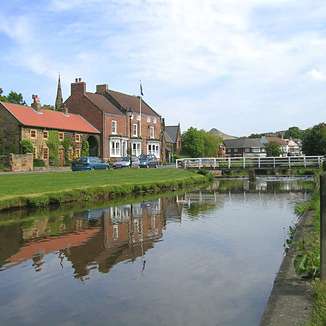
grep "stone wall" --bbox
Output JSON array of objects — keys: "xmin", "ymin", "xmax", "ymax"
[{"xmin": 9, "ymin": 153, "xmax": 33, "ymax": 172}]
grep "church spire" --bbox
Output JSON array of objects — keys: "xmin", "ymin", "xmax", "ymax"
[{"xmin": 55, "ymin": 74, "xmax": 63, "ymax": 111}]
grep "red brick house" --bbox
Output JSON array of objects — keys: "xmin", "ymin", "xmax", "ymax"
[
  {"xmin": 65, "ymin": 79, "xmax": 164, "ymax": 161},
  {"xmin": 0, "ymin": 95, "xmax": 100, "ymax": 166}
]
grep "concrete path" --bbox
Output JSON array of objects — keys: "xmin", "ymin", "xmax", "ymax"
[{"xmin": 260, "ymin": 211, "xmax": 314, "ymax": 326}]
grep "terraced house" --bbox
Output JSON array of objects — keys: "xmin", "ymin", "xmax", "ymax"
[
  {"xmin": 0, "ymin": 95, "xmax": 100, "ymax": 166},
  {"xmin": 65, "ymin": 78, "xmax": 164, "ymax": 162}
]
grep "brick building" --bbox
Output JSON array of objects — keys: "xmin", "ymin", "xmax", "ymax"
[
  {"xmin": 0, "ymin": 95, "xmax": 100, "ymax": 166},
  {"xmin": 65, "ymin": 79, "xmax": 164, "ymax": 162}
]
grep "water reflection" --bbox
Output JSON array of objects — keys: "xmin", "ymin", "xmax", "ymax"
[{"xmin": 0, "ymin": 178, "xmax": 314, "ymax": 326}]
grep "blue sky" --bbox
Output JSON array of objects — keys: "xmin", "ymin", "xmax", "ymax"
[{"xmin": 1, "ymin": 0, "xmax": 326, "ymax": 136}]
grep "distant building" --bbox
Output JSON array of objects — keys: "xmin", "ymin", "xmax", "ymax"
[
  {"xmin": 224, "ymin": 138, "xmax": 266, "ymax": 157},
  {"xmin": 164, "ymin": 124, "xmax": 182, "ymax": 162},
  {"xmin": 0, "ymin": 95, "xmax": 100, "ymax": 165},
  {"xmin": 261, "ymin": 136, "xmax": 301, "ymax": 156}
]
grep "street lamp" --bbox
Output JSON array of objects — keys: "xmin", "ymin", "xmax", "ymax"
[{"xmin": 127, "ymin": 107, "xmax": 133, "ymax": 167}]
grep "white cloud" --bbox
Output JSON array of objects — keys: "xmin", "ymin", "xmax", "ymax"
[{"xmin": 308, "ymin": 68, "xmax": 326, "ymax": 81}]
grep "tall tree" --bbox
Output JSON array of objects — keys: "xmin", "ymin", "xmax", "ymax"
[
  {"xmin": 284, "ymin": 126, "xmax": 304, "ymax": 140},
  {"xmin": 265, "ymin": 142, "xmax": 282, "ymax": 157},
  {"xmin": 302, "ymin": 123, "xmax": 326, "ymax": 155}
]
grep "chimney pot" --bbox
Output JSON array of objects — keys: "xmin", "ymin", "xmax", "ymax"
[{"xmin": 71, "ymin": 78, "xmax": 86, "ymax": 96}]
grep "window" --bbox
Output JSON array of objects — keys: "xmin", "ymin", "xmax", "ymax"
[
  {"xmin": 110, "ymin": 139, "xmax": 121, "ymax": 157},
  {"xmin": 33, "ymin": 146, "xmax": 37, "ymax": 159},
  {"xmin": 227, "ymin": 149, "xmax": 231, "ymax": 153},
  {"xmin": 132, "ymin": 142, "xmax": 141, "ymax": 156},
  {"xmin": 30, "ymin": 129, "xmax": 37, "ymax": 139},
  {"xmin": 153, "ymin": 117, "xmax": 157, "ymax": 124},
  {"xmin": 112, "ymin": 120, "xmax": 117, "ymax": 134},
  {"xmin": 43, "ymin": 131, "xmax": 48, "ymax": 140},
  {"xmin": 113, "ymin": 225, "xmax": 119, "ymax": 240},
  {"xmin": 74, "ymin": 148, "xmax": 81, "ymax": 159},
  {"xmin": 59, "ymin": 132, "xmax": 64, "ymax": 141},
  {"xmin": 75, "ymin": 134, "xmax": 81, "ymax": 142},
  {"xmin": 149, "ymin": 126, "xmax": 155, "ymax": 139},
  {"xmin": 252, "ymin": 148, "xmax": 260, "ymax": 153},
  {"xmin": 147, "ymin": 116, "xmax": 150, "ymax": 123},
  {"xmin": 132, "ymin": 124, "xmax": 138, "ymax": 137},
  {"xmin": 43, "ymin": 147, "xmax": 49, "ymax": 160},
  {"xmin": 234, "ymin": 148, "xmax": 238, "ymax": 153},
  {"xmin": 245, "ymin": 148, "xmax": 250, "ymax": 153},
  {"xmin": 147, "ymin": 142, "xmax": 160, "ymax": 158}
]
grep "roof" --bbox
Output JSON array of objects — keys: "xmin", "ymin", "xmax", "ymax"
[
  {"xmin": 165, "ymin": 125, "xmax": 179, "ymax": 143},
  {"xmin": 266, "ymin": 136, "xmax": 287, "ymax": 146},
  {"xmin": 224, "ymin": 138, "xmax": 263, "ymax": 148},
  {"xmin": 85, "ymin": 92, "xmax": 122, "ymax": 115},
  {"xmin": 0, "ymin": 102, "xmax": 100, "ymax": 134},
  {"xmin": 108, "ymin": 89, "xmax": 160, "ymax": 117},
  {"xmin": 164, "ymin": 131, "xmax": 173, "ymax": 143}
]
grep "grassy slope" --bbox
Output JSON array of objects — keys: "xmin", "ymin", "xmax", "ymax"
[{"xmin": 0, "ymin": 169, "xmax": 206, "ymax": 210}]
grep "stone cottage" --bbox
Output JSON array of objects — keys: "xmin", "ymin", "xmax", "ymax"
[{"xmin": 0, "ymin": 95, "xmax": 100, "ymax": 166}]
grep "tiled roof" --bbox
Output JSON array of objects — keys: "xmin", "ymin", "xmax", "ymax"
[
  {"xmin": 108, "ymin": 90, "xmax": 160, "ymax": 117},
  {"xmin": 266, "ymin": 136, "xmax": 287, "ymax": 145},
  {"xmin": 224, "ymin": 138, "xmax": 263, "ymax": 148},
  {"xmin": 0, "ymin": 102, "xmax": 100, "ymax": 134},
  {"xmin": 85, "ymin": 92, "xmax": 122, "ymax": 115},
  {"xmin": 165, "ymin": 126, "xmax": 179, "ymax": 143}
]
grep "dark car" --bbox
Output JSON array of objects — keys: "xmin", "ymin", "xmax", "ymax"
[
  {"xmin": 139, "ymin": 154, "xmax": 159, "ymax": 168},
  {"xmin": 112, "ymin": 156, "xmax": 140, "ymax": 168},
  {"xmin": 71, "ymin": 156, "xmax": 110, "ymax": 171}
]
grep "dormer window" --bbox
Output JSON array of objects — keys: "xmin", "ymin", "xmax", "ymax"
[{"xmin": 112, "ymin": 120, "xmax": 117, "ymax": 134}]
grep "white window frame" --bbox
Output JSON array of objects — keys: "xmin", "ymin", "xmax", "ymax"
[
  {"xmin": 110, "ymin": 139, "xmax": 121, "ymax": 157},
  {"xmin": 132, "ymin": 123, "xmax": 138, "ymax": 137},
  {"xmin": 112, "ymin": 120, "xmax": 117, "ymax": 134},
  {"xmin": 132, "ymin": 141, "xmax": 142, "ymax": 157},
  {"xmin": 113, "ymin": 225, "xmax": 119, "ymax": 240},
  {"xmin": 147, "ymin": 142, "xmax": 160, "ymax": 158},
  {"xmin": 30, "ymin": 129, "xmax": 37, "ymax": 139},
  {"xmin": 74, "ymin": 134, "xmax": 81, "ymax": 143},
  {"xmin": 59, "ymin": 132, "xmax": 65, "ymax": 141},
  {"xmin": 149, "ymin": 126, "xmax": 155, "ymax": 139}
]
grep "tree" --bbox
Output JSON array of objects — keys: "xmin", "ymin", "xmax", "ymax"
[
  {"xmin": 0, "ymin": 88, "xmax": 25, "ymax": 104},
  {"xmin": 20, "ymin": 139, "xmax": 34, "ymax": 154},
  {"xmin": 81, "ymin": 140, "xmax": 89, "ymax": 157},
  {"xmin": 302, "ymin": 123, "xmax": 326, "ymax": 155},
  {"xmin": 248, "ymin": 133, "xmax": 263, "ymax": 138},
  {"xmin": 265, "ymin": 142, "xmax": 282, "ymax": 157},
  {"xmin": 284, "ymin": 126, "xmax": 304, "ymax": 140},
  {"xmin": 182, "ymin": 127, "xmax": 222, "ymax": 157},
  {"xmin": 47, "ymin": 131, "xmax": 60, "ymax": 166}
]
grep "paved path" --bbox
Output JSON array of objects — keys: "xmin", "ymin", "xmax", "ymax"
[
  {"xmin": 0, "ymin": 167, "xmax": 71, "ymax": 175},
  {"xmin": 260, "ymin": 211, "xmax": 314, "ymax": 326}
]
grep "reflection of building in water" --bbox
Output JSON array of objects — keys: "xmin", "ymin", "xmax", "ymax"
[{"xmin": 1, "ymin": 199, "xmax": 169, "ymax": 279}]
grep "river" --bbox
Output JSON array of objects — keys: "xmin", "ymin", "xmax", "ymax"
[{"xmin": 0, "ymin": 178, "xmax": 314, "ymax": 326}]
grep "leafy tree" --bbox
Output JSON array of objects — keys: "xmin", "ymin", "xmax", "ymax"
[
  {"xmin": 182, "ymin": 127, "xmax": 221, "ymax": 157},
  {"xmin": 248, "ymin": 133, "xmax": 263, "ymax": 138},
  {"xmin": 265, "ymin": 142, "xmax": 282, "ymax": 157},
  {"xmin": 81, "ymin": 140, "xmax": 89, "ymax": 157},
  {"xmin": 20, "ymin": 139, "xmax": 34, "ymax": 154},
  {"xmin": 284, "ymin": 126, "xmax": 304, "ymax": 140},
  {"xmin": 6, "ymin": 91, "xmax": 24, "ymax": 105},
  {"xmin": 302, "ymin": 123, "xmax": 326, "ymax": 155},
  {"xmin": 47, "ymin": 131, "xmax": 60, "ymax": 166},
  {"xmin": 62, "ymin": 137, "xmax": 72, "ymax": 162}
]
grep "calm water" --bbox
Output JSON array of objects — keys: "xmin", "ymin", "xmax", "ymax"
[{"xmin": 0, "ymin": 178, "xmax": 314, "ymax": 326}]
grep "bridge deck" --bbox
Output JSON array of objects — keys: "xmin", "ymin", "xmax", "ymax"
[{"xmin": 176, "ymin": 156, "xmax": 324, "ymax": 170}]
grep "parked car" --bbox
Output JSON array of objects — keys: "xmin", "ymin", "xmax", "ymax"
[
  {"xmin": 139, "ymin": 154, "xmax": 159, "ymax": 168},
  {"xmin": 71, "ymin": 156, "xmax": 110, "ymax": 171},
  {"xmin": 112, "ymin": 156, "xmax": 140, "ymax": 168}
]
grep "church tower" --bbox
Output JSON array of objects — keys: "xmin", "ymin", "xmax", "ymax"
[{"xmin": 55, "ymin": 74, "xmax": 63, "ymax": 111}]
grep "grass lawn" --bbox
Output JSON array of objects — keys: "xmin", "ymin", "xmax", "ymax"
[{"xmin": 0, "ymin": 168, "xmax": 206, "ymax": 210}]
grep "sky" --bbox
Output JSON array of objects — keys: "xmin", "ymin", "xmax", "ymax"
[{"xmin": 1, "ymin": 0, "xmax": 326, "ymax": 136}]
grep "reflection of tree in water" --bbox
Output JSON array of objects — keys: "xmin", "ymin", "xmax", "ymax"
[{"xmin": 185, "ymin": 203, "xmax": 217, "ymax": 218}]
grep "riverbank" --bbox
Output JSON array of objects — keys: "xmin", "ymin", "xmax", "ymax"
[{"xmin": 0, "ymin": 169, "xmax": 208, "ymax": 211}]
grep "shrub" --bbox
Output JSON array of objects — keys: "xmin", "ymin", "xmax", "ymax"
[
  {"xmin": 33, "ymin": 159, "xmax": 46, "ymax": 168},
  {"xmin": 20, "ymin": 139, "xmax": 33, "ymax": 154},
  {"xmin": 47, "ymin": 131, "xmax": 60, "ymax": 166},
  {"xmin": 81, "ymin": 140, "xmax": 89, "ymax": 157}
]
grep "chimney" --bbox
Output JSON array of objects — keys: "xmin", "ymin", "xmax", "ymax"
[
  {"xmin": 71, "ymin": 77, "xmax": 86, "ymax": 96},
  {"xmin": 96, "ymin": 84, "xmax": 108, "ymax": 94},
  {"xmin": 63, "ymin": 103, "xmax": 69, "ymax": 115},
  {"xmin": 31, "ymin": 95, "xmax": 42, "ymax": 112}
]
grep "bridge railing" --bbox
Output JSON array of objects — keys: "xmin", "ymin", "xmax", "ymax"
[{"xmin": 176, "ymin": 156, "xmax": 324, "ymax": 169}]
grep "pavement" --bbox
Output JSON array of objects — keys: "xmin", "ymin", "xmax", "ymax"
[{"xmin": 260, "ymin": 211, "xmax": 314, "ymax": 326}]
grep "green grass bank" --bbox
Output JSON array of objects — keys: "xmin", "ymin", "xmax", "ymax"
[
  {"xmin": 0, "ymin": 169, "xmax": 208, "ymax": 211},
  {"xmin": 293, "ymin": 180, "xmax": 326, "ymax": 326}
]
